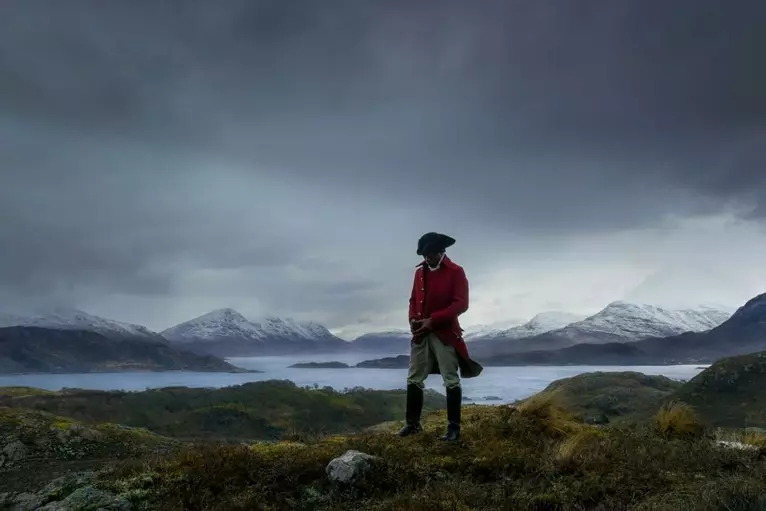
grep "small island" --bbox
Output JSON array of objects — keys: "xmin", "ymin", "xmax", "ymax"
[
  {"xmin": 288, "ymin": 361, "xmax": 350, "ymax": 369},
  {"xmin": 355, "ymin": 355, "xmax": 409, "ymax": 369}
]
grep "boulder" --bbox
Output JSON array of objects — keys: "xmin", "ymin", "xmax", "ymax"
[
  {"xmin": 2, "ymin": 440, "xmax": 28, "ymax": 464},
  {"xmin": 6, "ymin": 492, "xmax": 44, "ymax": 511},
  {"xmin": 38, "ymin": 486, "xmax": 131, "ymax": 511},
  {"xmin": 326, "ymin": 450, "xmax": 377, "ymax": 485}
]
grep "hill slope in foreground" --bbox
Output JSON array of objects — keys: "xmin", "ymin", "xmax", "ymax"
[
  {"xmin": 3, "ymin": 367, "xmax": 766, "ymax": 509},
  {"xmin": 670, "ymin": 351, "xmax": 766, "ymax": 429},
  {"xmin": 537, "ymin": 371, "xmax": 684, "ymax": 424},
  {"xmin": 3, "ymin": 396, "xmax": 766, "ymax": 510}
]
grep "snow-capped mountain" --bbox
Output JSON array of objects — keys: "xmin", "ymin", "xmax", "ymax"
[
  {"xmin": 470, "ymin": 301, "xmax": 732, "ymax": 357},
  {"xmin": 348, "ymin": 330, "xmax": 412, "ymax": 354},
  {"xmin": 469, "ymin": 312, "xmax": 585, "ymax": 341},
  {"xmin": 463, "ymin": 319, "xmax": 525, "ymax": 340},
  {"xmin": 160, "ymin": 308, "xmax": 348, "ymax": 356},
  {"xmin": 556, "ymin": 302, "xmax": 731, "ymax": 343},
  {"xmin": 485, "ymin": 293, "xmax": 766, "ymax": 366},
  {"xmin": 0, "ymin": 307, "xmax": 159, "ymax": 340}
]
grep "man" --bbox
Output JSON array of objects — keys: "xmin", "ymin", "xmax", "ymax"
[{"xmin": 399, "ymin": 232, "xmax": 483, "ymax": 442}]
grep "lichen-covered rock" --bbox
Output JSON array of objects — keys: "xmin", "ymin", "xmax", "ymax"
[
  {"xmin": 38, "ymin": 472, "xmax": 97, "ymax": 502},
  {"xmin": 326, "ymin": 450, "xmax": 377, "ymax": 485},
  {"xmin": 40, "ymin": 486, "xmax": 132, "ymax": 511},
  {"xmin": 5, "ymin": 491, "xmax": 44, "ymax": 511},
  {"xmin": 2, "ymin": 440, "xmax": 28, "ymax": 464}
]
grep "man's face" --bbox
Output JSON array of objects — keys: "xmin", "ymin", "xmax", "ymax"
[{"xmin": 423, "ymin": 251, "xmax": 444, "ymax": 267}]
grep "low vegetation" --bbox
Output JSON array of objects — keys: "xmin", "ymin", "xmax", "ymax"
[
  {"xmin": 670, "ymin": 351, "xmax": 766, "ymax": 428},
  {"xmin": 87, "ymin": 398, "xmax": 766, "ymax": 510},
  {"xmin": 3, "ymin": 353, "xmax": 766, "ymax": 509},
  {"xmin": 536, "ymin": 371, "xmax": 684, "ymax": 424},
  {"xmin": 0, "ymin": 406, "xmax": 177, "ymax": 493},
  {"xmin": 0, "ymin": 380, "xmax": 446, "ymax": 441}
]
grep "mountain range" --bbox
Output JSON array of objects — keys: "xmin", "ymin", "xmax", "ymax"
[
  {"xmin": 160, "ymin": 308, "xmax": 349, "ymax": 357},
  {"xmin": 481, "ymin": 293, "xmax": 766, "ymax": 366},
  {"xmin": 0, "ymin": 307, "xmax": 160, "ymax": 340},
  {"xmin": 0, "ymin": 298, "xmax": 743, "ymax": 365},
  {"xmin": 466, "ymin": 311, "xmax": 587, "ymax": 341},
  {"xmin": 469, "ymin": 301, "xmax": 732, "ymax": 358}
]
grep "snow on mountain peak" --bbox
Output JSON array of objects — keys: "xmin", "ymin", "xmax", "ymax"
[
  {"xmin": 0, "ymin": 306, "xmax": 157, "ymax": 338},
  {"xmin": 161, "ymin": 309, "xmax": 335, "ymax": 343},
  {"xmin": 470, "ymin": 311, "xmax": 584, "ymax": 340},
  {"xmin": 561, "ymin": 301, "xmax": 731, "ymax": 341}
]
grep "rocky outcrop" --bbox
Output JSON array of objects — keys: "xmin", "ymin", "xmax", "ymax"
[
  {"xmin": 0, "ymin": 439, "xmax": 28, "ymax": 468},
  {"xmin": 0, "ymin": 472, "xmax": 131, "ymax": 510}
]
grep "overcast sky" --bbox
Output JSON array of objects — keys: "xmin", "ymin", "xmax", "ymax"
[{"xmin": 1, "ymin": 0, "xmax": 765, "ymax": 339}]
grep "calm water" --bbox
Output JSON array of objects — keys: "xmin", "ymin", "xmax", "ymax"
[{"xmin": 0, "ymin": 353, "xmax": 707, "ymax": 404}]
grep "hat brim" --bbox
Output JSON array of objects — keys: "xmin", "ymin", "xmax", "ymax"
[{"xmin": 416, "ymin": 233, "xmax": 455, "ymax": 255}]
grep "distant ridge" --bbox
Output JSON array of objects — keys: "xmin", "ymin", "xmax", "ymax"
[{"xmin": 161, "ymin": 308, "xmax": 349, "ymax": 357}]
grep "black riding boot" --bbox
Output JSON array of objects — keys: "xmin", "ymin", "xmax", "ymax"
[
  {"xmin": 398, "ymin": 384, "xmax": 423, "ymax": 436},
  {"xmin": 441, "ymin": 385, "xmax": 461, "ymax": 441}
]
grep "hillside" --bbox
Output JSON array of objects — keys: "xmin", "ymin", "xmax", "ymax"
[
  {"xmin": 538, "ymin": 371, "xmax": 684, "ymax": 424},
  {"xmin": 3, "ymin": 397, "xmax": 765, "ymax": 510},
  {"xmin": 162, "ymin": 308, "xmax": 349, "ymax": 357},
  {"xmin": 0, "ymin": 405, "xmax": 178, "ymax": 493},
  {"xmin": 471, "ymin": 302, "xmax": 730, "ymax": 358},
  {"xmin": 671, "ymin": 351, "xmax": 766, "ymax": 428},
  {"xmin": 0, "ymin": 326, "xmax": 243, "ymax": 374},
  {"xmin": 0, "ymin": 380, "xmax": 446, "ymax": 441}
]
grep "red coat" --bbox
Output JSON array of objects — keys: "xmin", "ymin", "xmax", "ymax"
[{"xmin": 408, "ymin": 255, "xmax": 483, "ymax": 379}]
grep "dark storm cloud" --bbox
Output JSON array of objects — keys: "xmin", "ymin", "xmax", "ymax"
[{"xmin": 1, "ymin": 0, "xmax": 764, "ymax": 324}]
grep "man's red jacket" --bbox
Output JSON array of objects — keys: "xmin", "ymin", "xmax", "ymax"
[{"xmin": 408, "ymin": 255, "xmax": 483, "ymax": 379}]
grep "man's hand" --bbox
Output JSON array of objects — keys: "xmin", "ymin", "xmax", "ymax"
[
  {"xmin": 410, "ymin": 319, "xmax": 422, "ymax": 334},
  {"xmin": 412, "ymin": 318, "xmax": 432, "ymax": 336}
]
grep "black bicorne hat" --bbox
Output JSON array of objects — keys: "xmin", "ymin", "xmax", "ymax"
[{"xmin": 416, "ymin": 232, "xmax": 456, "ymax": 256}]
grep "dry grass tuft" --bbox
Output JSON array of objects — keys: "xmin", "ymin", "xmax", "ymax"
[
  {"xmin": 653, "ymin": 400, "xmax": 705, "ymax": 439},
  {"xmin": 554, "ymin": 428, "xmax": 604, "ymax": 467},
  {"xmin": 516, "ymin": 390, "xmax": 583, "ymax": 437}
]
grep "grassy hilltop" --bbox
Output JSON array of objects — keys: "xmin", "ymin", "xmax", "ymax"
[{"xmin": 51, "ymin": 397, "xmax": 766, "ymax": 510}]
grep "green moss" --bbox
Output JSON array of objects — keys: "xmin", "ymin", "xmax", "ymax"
[{"xmin": 52, "ymin": 419, "xmax": 76, "ymax": 430}]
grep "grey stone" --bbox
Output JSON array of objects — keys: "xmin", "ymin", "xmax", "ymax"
[
  {"xmin": 38, "ymin": 472, "xmax": 97, "ymax": 502},
  {"xmin": 2, "ymin": 441, "xmax": 28, "ymax": 464},
  {"xmin": 37, "ymin": 503, "xmax": 67, "ymax": 511},
  {"xmin": 68, "ymin": 424, "xmax": 103, "ymax": 442},
  {"xmin": 326, "ymin": 450, "xmax": 377, "ymax": 485},
  {"xmin": 7, "ymin": 492, "xmax": 44, "ymax": 511},
  {"xmin": 53, "ymin": 486, "xmax": 132, "ymax": 511}
]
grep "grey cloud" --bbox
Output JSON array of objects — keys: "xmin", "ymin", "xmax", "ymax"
[{"xmin": 1, "ymin": 0, "xmax": 764, "ymax": 327}]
